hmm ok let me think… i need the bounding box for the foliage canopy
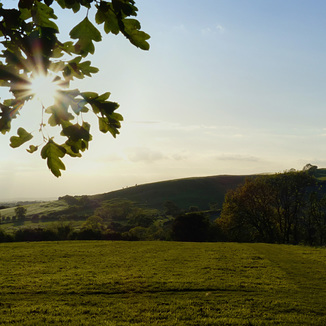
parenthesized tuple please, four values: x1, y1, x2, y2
(0, 0, 150, 176)
(219, 171, 326, 245)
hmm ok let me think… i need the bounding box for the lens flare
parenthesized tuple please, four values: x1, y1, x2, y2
(29, 73, 61, 107)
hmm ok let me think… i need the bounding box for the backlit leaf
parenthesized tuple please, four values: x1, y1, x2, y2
(27, 145, 38, 153)
(70, 17, 102, 56)
(10, 127, 33, 148)
(123, 19, 150, 50)
(41, 140, 66, 177)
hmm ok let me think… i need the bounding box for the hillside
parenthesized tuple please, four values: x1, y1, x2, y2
(92, 174, 249, 210)
(2, 169, 326, 220)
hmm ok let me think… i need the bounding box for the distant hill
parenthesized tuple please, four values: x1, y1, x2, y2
(2, 169, 326, 220)
(92, 175, 249, 210)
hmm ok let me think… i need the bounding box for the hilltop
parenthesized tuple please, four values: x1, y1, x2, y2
(92, 174, 249, 210)
(1, 168, 326, 223)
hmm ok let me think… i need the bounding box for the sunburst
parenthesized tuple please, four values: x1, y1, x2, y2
(29, 72, 62, 108)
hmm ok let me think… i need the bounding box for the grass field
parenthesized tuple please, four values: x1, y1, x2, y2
(0, 241, 325, 325)
(0, 200, 68, 219)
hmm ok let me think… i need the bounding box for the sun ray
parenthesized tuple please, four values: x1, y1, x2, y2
(29, 72, 61, 107)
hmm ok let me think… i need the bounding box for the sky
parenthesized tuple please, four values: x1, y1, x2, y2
(1, 0, 326, 200)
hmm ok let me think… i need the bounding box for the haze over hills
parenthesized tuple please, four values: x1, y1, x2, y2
(92, 174, 249, 210)
(2, 167, 326, 216)
(0, 174, 250, 218)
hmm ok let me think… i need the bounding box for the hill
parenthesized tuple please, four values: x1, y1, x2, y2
(92, 174, 248, 210)
(1, 168, 325, 223)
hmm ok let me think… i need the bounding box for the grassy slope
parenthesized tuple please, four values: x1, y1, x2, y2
(93, 175, 248, 210)
(0, 200, 68, 219)
(0, 241, 325, 325)
(2, 169, 326, 220)
(0, 175, 247, 221)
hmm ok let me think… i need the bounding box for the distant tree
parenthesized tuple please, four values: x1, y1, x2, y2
(304, 192, 326, 245)
(164, 201, 181, 217)
(15, 206, 27, 222)
(188, 206, 199, 212)
(269, 171, 315, 244)
(303, 163, 318, 174)
(31, 214, 40, 223)
(219, 171, 316, 244)
(171, 213, 210, 242)
(219, 176, 277, 242)
(82, 215, 105, 231)
(59, 195, 79, 206)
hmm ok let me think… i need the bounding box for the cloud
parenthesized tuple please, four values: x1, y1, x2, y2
(216, 24, 225, 34)
(215, 154, 262, 163)
(132, 120, 161, 125)
(127, 148, 166, 163)
(201, 27, 212, 36)
(201, 24, 225, 36)
(174, 24, 187, 32)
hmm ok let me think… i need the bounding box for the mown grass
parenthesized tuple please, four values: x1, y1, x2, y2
(0, 241, 325, 325)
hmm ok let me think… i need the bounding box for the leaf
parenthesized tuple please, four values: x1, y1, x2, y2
(41, 140, 66, 177)
(10, 128, 33, 148)
(98, 115, 122, 138)
(123, 19, 150, 50)
(0, 104, 15, 134)
(61, 122, 91, 142)
(70, 17, 102, 56)
(61, 143, 82, 157)
(32, 2, 58, 31)
(61, 122, 92, 154)
(56, 0, 80, 12)
(95, 4, 120, 35)
(27, 145, 38, 153)
(46, 105, 74, 126)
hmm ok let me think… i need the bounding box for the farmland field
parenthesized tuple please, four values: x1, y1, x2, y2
(0, 241, 325, 325)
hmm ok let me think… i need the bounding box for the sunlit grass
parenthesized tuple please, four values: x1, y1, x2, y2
(0, 242, 325, 325)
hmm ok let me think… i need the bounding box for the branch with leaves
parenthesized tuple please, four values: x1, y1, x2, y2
(0, 0, 150, 177)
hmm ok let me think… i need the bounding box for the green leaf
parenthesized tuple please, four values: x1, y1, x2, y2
(0, 104, 15, 134)
(61, 122, 92, 154)
(61, 122, 91, 142)
(95, 5, 120, 35)
(80, 92, 99, 100)
(123, 19, 150, 50)
(70, 17, 102, 56)
(27, 145, 38, 153)
(32, 2, 58, 31)
(46, 104, 74, 126)
(61, 143, 82, 157)
(10, 128, 33, 148)
(41, 140, 66, 177)
(56, 0, 80, 12)
(98, 115, 122, 137)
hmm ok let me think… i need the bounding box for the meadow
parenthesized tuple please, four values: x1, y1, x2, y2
(0, 241, 325, 325)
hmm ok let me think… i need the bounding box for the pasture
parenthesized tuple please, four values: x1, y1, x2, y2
(0, 241, 325, 325)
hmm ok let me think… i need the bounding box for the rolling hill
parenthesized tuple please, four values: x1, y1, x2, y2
(2, 168, 326, 220)
(92, 174, 249, 210)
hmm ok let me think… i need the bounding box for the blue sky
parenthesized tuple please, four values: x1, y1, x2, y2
(1, 0, 326, 200)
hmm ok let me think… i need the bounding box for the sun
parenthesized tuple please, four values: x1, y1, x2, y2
(29, 72, 61, 107)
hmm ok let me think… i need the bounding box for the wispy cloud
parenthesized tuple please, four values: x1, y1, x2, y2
(201, 24, 225, 36)
(127, 147, 166, 163)
(131, 120, 218, 132)
(215, 154, 262, 163)
(216, 24, 225, 34)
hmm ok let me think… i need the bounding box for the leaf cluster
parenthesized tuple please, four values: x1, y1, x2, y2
(0, 0, 150, 176)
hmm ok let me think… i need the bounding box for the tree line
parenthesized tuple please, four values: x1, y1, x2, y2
(1, 168, 326, 245)
(218, 169, 326, 245)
